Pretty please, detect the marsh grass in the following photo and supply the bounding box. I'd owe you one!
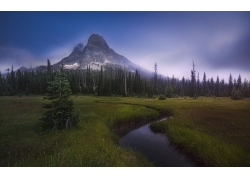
[112,105,159,124]
[1,96,250,166]
[0,96,153,166]
[149,97,250,166]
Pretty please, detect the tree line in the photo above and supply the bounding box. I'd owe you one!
[1,60,250,99]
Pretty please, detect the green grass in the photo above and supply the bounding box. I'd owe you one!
[149,97,250,166]
[0,96,154,166]
[0,95,250,166]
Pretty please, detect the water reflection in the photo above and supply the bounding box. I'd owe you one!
[119,121,197,167]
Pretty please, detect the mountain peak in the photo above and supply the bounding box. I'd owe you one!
[51,34,151,76]
[72,43,84,54]
[87,34,109,50]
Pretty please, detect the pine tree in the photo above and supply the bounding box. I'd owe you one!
[127,72,133,95]
[85,65,94,94]
[171,75,176,94]
[47,59,51,72]
[197,73,200,96]
[210,77,214,96]
[237,74,242,90]
[181,77,185,96]
[153,63,158,94]
[9,65,16,95]
[215,76,220,97]
[203,72,207,96]
[247,81,250,97]
[242,79,248,97]
[165,79,173,98]
[229,73,233,96]
[190,61,196,97]
[134,69,141,95]
[39,64,79,130]
[47,59,52,82]
[124,65,127,96]
[97,66,103,96]
[0,71,2,96]
[16,69,23,96]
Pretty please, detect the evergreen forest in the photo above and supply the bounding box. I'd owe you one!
[1,60,250,99]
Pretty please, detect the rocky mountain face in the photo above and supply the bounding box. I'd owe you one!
[53,34,151,75]
[18,34,152,76]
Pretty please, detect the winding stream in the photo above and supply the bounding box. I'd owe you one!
[118,117,198,167]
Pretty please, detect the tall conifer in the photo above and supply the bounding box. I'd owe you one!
[39,64,79,130]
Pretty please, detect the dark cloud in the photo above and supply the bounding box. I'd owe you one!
[195,32,250,72]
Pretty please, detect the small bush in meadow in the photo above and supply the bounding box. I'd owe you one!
[231,87,242,100]
[158,94,166,100]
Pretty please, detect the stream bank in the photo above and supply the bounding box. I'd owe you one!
[113,109,199,167]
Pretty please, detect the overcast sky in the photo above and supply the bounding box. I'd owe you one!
[0,11,250,82]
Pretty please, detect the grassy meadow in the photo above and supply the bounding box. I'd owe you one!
[0,95,250,166]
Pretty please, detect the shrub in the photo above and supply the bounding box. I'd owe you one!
[158,94,166,100]
[193,94,197,99]
[231,87,242,100]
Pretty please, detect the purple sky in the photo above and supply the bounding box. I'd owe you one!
[0,11,250,82]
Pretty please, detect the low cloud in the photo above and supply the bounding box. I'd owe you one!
[126,14,250,81]
[0,45,43,72]
[0,40,80,72]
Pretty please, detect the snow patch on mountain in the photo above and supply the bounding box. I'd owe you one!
[91,63,101,70]
[65,63,79,69]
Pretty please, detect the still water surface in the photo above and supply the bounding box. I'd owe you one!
[119,118,197,167]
